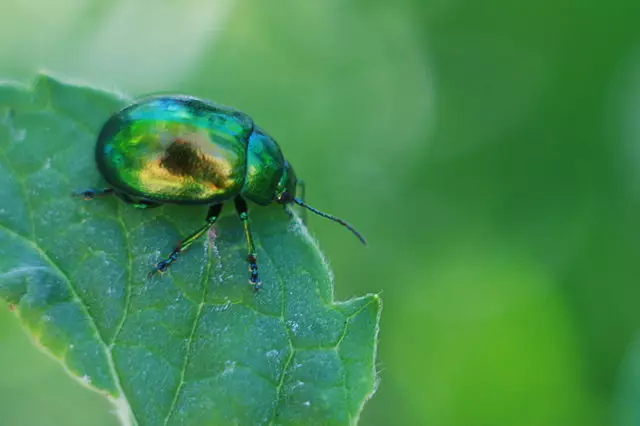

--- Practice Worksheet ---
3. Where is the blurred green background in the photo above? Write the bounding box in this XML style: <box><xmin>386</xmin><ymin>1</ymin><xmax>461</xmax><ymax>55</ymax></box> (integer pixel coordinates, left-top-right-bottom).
<box><xmin>1</xmin><ymin>0</ymin><xmax>640</xmax><ymax>425</ymax></box>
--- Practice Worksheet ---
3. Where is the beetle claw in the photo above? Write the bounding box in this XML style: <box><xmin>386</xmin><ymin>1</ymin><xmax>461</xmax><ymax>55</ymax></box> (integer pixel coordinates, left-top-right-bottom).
<box><xmin>249</xmin><ymin>271</ymin><xmax>262</xmax><ymax>292</ymax></box>
<box><xmin>72</xmin><ymin>190</ymin><xmax>95</xmax><ymax>200</ymax></box>
<box><xmin>148</xmin><ymin>261</ymin><xmax>169</xmax><ymax>279</ymax></box>
<box><xmin>251</xmin><ymin>280</ymin><xmax>262</xmax><ymax>293</ymax></box>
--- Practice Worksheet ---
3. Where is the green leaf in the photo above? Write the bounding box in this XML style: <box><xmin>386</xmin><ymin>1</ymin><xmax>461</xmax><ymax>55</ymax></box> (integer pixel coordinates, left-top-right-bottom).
<box><xmin>614</xmin><ymin>334</ymin><xmax>640</xmax><ymax>426</ymax></box>
<box><xmin>0</xmin><ymin>75</ymin><xmax>381</xmax><ymax>426</ymax></box>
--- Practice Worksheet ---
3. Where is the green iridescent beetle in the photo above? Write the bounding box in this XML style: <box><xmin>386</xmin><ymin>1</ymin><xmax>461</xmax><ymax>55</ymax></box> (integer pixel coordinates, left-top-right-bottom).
<box><xmin>75</xmin><ymin>95</ymin><xmax>365</xmax><ymax>291</ymax></box>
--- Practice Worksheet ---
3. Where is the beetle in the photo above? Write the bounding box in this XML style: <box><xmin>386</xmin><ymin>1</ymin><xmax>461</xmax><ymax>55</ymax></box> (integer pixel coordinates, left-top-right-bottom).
<box><xmin>75</xmin><ymin>95</ymin><xmax>365</xmax><ymax>291</ymax></box>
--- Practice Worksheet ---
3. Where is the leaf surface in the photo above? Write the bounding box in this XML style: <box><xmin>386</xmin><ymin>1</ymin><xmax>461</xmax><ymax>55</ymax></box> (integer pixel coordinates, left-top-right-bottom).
<box><xmin>0</xmin><ymin>75</ymin><xmax>380</xmax><ymax>426</ymax></box>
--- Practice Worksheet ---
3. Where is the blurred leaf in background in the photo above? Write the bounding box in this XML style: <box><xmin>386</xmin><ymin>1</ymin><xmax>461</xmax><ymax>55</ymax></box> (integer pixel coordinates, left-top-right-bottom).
<box><xmin>616</xmin><ymin>334</ymin><xmax>640</xmax><ymax>426</ymax></box>
<box><xmin>1</xmin><ymin>0</ymin><xmax>640</xmax><ymax>425</ymax></box>
<box><xmin>0</xmin><ymin>0</ymin><xmax>234</xmax><ymax>92</ymax></box>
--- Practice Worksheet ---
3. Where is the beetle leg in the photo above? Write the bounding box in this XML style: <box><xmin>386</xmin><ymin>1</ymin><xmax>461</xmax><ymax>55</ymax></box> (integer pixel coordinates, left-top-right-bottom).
<box><xmin>234</xmin><ymin>196</ymin><xmax>261</xmax><ymax>291</ymax></box>
<box><xmin>149</xmin><ymin>203</ymin><xmax>224</xmax><ymax>279</ymax></box>
<box><xmin>130</xmin><ymin>199</ymin><xmax>162</xmax><ymax>209</ymax></box>
<box><xmin>72</xmin><ymin>188</ymin><xmax>114</xmax><ymax>200</ymax></box>
<box><xmin>117</xmin><ymin>193</ymin><xmax>161</xmax><ymax>209</ymax></box>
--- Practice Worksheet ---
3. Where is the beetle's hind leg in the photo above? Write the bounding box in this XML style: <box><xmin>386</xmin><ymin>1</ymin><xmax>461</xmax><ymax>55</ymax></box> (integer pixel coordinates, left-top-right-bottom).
<box><xmin>72</xmin><ymin>187</ymin><xmax>114</xmax><ymax>200</ymax></box>
<box><xmin>149</xmin><ymin>203</ymin><xmax>224</xmax><ymax>278</ymax></box>
<box><xmin>234</xmin><ymin>196</ymin><xmax>261</xmax><ymax>292</ymax></box>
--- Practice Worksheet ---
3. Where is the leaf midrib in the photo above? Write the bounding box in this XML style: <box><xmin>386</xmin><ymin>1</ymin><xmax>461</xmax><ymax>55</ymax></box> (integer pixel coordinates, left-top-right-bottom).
<box><xmin>163</xmin><ymin>219</ymin><xmax>214</xmax><ymax>425</ymax></box>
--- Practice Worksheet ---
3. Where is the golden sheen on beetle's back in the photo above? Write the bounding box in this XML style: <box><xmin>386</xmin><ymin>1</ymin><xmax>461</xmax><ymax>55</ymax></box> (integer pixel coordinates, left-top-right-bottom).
<box><xmin>97</xmin><ymin>96</ymin><xmax>255</xmax><ymax>204</ymax></box>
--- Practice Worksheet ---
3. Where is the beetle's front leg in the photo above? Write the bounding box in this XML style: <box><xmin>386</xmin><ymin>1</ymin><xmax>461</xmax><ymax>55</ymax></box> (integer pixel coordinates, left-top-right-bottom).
<box><xmin>72</xmin><ymin>187</ymin><xmax>114</xmax><ymax>200</ymax></box>
<box><xmin>149</xmin><ymin>203</ymin><xmax>224</xmax><ymax>278</ymax></box>
<box><xmin>234</xmin><ymin>196</ymin><xmax>261</xmax><ymax>291</ymax></box>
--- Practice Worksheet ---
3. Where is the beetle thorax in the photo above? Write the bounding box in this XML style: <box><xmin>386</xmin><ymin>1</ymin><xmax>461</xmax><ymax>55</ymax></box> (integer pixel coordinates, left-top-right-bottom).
<box><xmin>240</xmin><ymin>128</ymin><xmax>290</xmax><ymax>206</ymax></box>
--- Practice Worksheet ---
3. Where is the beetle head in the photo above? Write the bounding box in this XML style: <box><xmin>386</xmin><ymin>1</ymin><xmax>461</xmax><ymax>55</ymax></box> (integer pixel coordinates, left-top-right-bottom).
<box><xmin>275</xmin><ymin>161</ymin><xmax>297</xmax><ymax>204</ymax></box>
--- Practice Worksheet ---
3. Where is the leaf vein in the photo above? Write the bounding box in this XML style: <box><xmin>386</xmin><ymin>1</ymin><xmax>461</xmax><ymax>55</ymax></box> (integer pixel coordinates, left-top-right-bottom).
<box><xmin>163</xmin><ymin>224</ymin><xmax>214</xmax><ymax>425</ymax></box>
<box><xmin>260</xmin><ymin>246</ymin><xmax>295</xmax><ymax>426</ymax></box>
<box><xmin>0</xmin><ymin>222</ymin><xmax>138</xmax><ymax>424</ymax></box>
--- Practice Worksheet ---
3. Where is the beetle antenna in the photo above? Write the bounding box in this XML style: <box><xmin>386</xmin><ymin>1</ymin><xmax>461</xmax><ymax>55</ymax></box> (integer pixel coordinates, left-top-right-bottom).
<box><xmin>293</xmin><ymin>198</ymin><xmax>367</xmax><ymax>245</ymax></box>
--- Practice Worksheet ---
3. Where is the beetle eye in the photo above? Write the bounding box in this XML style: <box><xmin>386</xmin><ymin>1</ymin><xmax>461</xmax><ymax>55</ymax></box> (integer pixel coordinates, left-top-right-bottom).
<box><xmin>277</xmin><ymin>191</ymin><xmax>292</xmax><ymax>204</ymax></box>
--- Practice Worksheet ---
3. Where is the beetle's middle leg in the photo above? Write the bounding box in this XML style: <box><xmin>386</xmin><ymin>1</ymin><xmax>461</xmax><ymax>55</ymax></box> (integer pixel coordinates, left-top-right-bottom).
<box><xmin>73</xmin><ymin>188</ymin><xmax>161</xmax><ymax>209</ymax></box>
<box><xmin>116</xmin><ymin>193</ymin><xmax>162</xmax><ymax>209</ymax></box>
<box><xmin>234</xmin><ymin>196</ymin><xmax>261</xmax><ymax>291</ymax></box>
<box><xmin>149</xmin><ymin>203</ymin><xmax>224</xmax><ymax>278</ymax></box>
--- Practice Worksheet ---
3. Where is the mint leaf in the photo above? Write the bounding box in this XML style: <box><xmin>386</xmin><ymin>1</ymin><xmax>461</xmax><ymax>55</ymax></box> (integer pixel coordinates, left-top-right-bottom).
<box><xmin>0</xmin><ymin>75</ymin><xmax>381</xmax><ymax>426</ymax></box>
<box><xmin>615</xmin><ymin>334</ymin><xmax>640</xmax><ymax>426</ymax></box>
